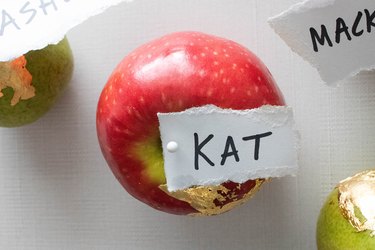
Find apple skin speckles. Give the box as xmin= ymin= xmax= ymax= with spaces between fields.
xmin=96 ymin=31 xmax=285 ymax=215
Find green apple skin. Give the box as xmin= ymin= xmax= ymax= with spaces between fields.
xmin=317 ymin=188 xmax=375 ymax=250
xmin=0 ymin=38 xmax=73 ymax=127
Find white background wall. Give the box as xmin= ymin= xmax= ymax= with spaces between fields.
xmin=1 ymin=0 xmax=375 ymax=249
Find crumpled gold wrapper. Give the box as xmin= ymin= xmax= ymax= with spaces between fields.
xmin=338 ymin=170 xmax=375 ymax=235
xmin=160 ymin=179 xmax=265 ymax=216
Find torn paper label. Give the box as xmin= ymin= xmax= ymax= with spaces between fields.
xmin=269 ymin=0 xmax=375 ymax=85
xmin=0 ymin=0 xmax=133 ymax=62
xmin=158 ymin=105 xmax=299 ymax=192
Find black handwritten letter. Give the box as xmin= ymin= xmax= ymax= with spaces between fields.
xmin=0 ymin=10 xmax=20 ymax=36
xmin=243 ymin=132 xmax=272 ymax=161
xmin=20 ymin=2 xmax=37 ymax=24
xmin=220 ymin=136 xmax=240 ymax=166
xmin=365 ymin=9 xmax=375 ymax=33
xmin=352 ymin=11 xmax=364 ymax=37
xmin=194 ymin=133 xmax=214 ymax=170
xmin=310 ymin=25 xmax=333 ymax=52
xmin=335 ymin=17 xmax=352 ymax=44
xmin=39 ymin=0 xmax=58 ymax=15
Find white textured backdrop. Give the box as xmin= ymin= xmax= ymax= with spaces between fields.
xmin=1 ymin=0 xmax=375 ymax=249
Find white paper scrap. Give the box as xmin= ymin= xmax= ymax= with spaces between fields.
xmin=269 ymin=0 xmax=375 ymax=85
xmin=158 ymin=105 xmax=299 ymax=192
xmin=0 ymin=0 xmax=133 ymax=62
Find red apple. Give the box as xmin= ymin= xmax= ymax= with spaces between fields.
xmin=97 ymin=31 xmax=285 ymax=215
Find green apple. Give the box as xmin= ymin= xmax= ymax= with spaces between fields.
xmin=0 ymin=38 xmax=73 ymax=127
xmin=317 ymin=170 xmax=375 ymax=250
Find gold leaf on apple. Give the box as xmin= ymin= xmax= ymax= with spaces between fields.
xmin=0 ymin=56 xmax=35 ymax=106
xmin=160 ymin=179 xmax=265 ymax=216
xmin=338 ymin=170 xmax=375 ymax=235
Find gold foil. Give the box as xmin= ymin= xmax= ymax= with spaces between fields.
xmin=338 ymin=170 xmax=375 ymax=235
xmin=0 ymin=56 xmax=34 ymax=106
xmin=160 ymin=179 xmax=265 ymax=216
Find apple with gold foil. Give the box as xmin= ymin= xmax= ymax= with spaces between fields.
xmin=317 ymin=170 xmax=375 ymax=249
xmin=0 ymin=38 xmax=73 ymax=127
xmin=96 ymin=32 xmax=285 ymax=215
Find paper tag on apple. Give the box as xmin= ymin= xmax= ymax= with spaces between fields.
xmin=158 ymin=105 xmax=299 ymax=192
xmin=269 ymin=0 xmax=375 ymax=85
xmin=0 ymin=0 xmax=133 ymax=61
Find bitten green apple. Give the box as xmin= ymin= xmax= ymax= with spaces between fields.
xmin=97 ymin=32 xmax=285 ymax=215
xmin=317 ymin=170 xmax=375 ymax=250
xmin=0 ymin=38 xmax=73 ymax=127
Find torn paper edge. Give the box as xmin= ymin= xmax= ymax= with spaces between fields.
xmin=167 ymin=166 xmax=298 ymax=192
xmin=0 ymin=0 xmax=133 ymax=62
xmin=267 ymin=0 xmax=374 ymax=85
xmin=159 ymin=105 xmax=296 ymax=128
xmin=271 ymin=0 xmax=336 ymax=20
xmin=158 ymin=105 xmax=300 ymax=192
